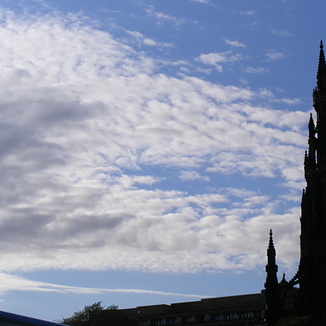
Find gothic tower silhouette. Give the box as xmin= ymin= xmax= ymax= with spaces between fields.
xmin=265 ymin=41 xmax=326 ymax=324
xmin=298 ymin=40 xmax=326 ymax=321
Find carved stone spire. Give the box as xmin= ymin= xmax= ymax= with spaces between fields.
xmin=313 ymin=41 xmax=326 ymax=169
xmin=267 ymin=229 xmax=277 ymax=267
xmin=317 ymin=41 xmax=326 ymax=92
xmin=265 ymin=229 xmax=281 ymax=326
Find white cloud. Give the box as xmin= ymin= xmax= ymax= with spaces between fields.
xmin=273 ymin=98 xmax=301 ymax=105
xmin=265 ymin=50 xmax=286 ymax=61
xmin=245 ymin=66 xmax=270 ymax=74
xmin=179 ymin=170 xmax=210 ymax=182
xmin=0 ymin=9 xmax=307 ymax=276
xmin=259 ymin=89 xmax=301 ymax=105
xmin=145 ymin=6 xmax=189 ymax=26
xmin=190 ymin=0 xmax=211 ymax=4
xmin=240 ymin=11 xmax=255 ymax=16
xmin=259 ymin=88 xmax=275 ymax=97
xmin=126 ymin=30 xmax=174 ymax=48
xmin=0 ymin=273 xmax=205 ymax=298
xmin=225 ymin=39 xmax=246 ymax=48
xmin=271 ymin=29 xmax=292 ymax=37
xmin=196 ymin=51 xmax=243 ymax=72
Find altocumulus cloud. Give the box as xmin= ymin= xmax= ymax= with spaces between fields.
xmin=0 ymin=9 xmax=307 ymax=278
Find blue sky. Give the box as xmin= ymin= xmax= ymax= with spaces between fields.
xmin=0 ymin=0 xmax=324 ymax=322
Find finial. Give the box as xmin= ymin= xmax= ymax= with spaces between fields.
xmin=269 ymin=229 xmax=274 ymax=248
xmin=319 ymin=41 xmax=325 ymax=61
xmin=317 ymin=41 xmax=326 ymax=91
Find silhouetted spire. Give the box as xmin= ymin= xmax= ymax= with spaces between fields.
xmin=313 ymin=41 xmax=326 ymax=169
xmin=317 ymin=41 xmax=326 ymax=93
xmin=267 ymin=229 xmax=276 ymax=266
xmin=268 ymin=229 xmax=274 ymax=248
xmin=265 ymin=229 xmax=281 ymax=326
xmin=265 ymin=229 xmax=278 ymax=281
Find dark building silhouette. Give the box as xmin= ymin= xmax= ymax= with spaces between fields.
xmin=123 ymin=294 xmax=266 ymax=326
xmin=264 ymin=41 xmax=326 ymax=324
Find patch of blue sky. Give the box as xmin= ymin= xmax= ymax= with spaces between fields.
xmin=9 ymin=268 xmax=267 ymax=316
xmin=118 ymin=163 xmax=301 ymax=217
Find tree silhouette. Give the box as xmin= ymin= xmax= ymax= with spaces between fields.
xmin=61 ymin=302 xmax=140 ymax=326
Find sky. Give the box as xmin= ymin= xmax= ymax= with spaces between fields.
xmin=0 ymin=0 xmax=324 ymax=322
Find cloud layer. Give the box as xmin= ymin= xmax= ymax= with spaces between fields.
xmin=0 ymin=8 xmax=308 ymax=277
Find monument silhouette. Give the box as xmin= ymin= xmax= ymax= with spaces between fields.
xmin=265 ymin=41 xmax=326 ymax=325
